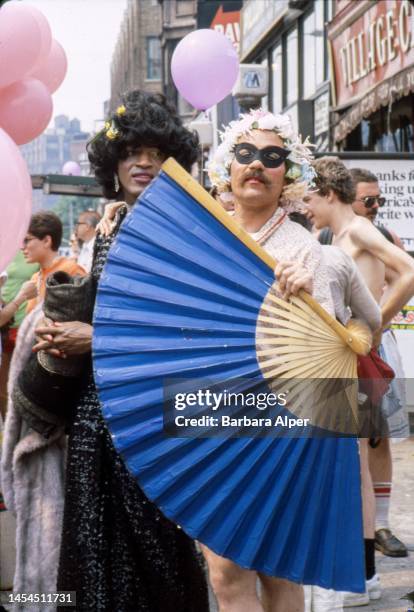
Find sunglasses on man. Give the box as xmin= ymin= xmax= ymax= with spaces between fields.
xmin=234 ymin=143 xmax=290 ymax=168
xmin=357 ymin=195 xmax=386 ymax=209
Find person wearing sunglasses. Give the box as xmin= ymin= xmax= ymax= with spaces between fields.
xmin=350 ymin=167 xmax=404 ymax=246
xmin=353 ymin=192 xmax=386 ymax=221
xmin=354 ymin=194 xmax=386 ymax=213
xmin=350 ymin=168 xmax=386 ymax=222
xmin=349 ymin=167 xmax=409 ymax=564
xmin=205 ymin=110 xmax=371 ymax=612
xmin=305 ymin=157 xmax=414 ymax=606
xmin=318 ymin=169 xmax=401 ymax=249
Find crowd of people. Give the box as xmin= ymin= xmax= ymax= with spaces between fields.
xmin=0 ymin=89 xmax=412 ymax=612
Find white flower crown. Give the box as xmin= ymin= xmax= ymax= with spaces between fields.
xmin=207 ymin=109 xmax=316 ymax=212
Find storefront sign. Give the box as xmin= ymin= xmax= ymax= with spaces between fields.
xmin=392 ymin=299 xmax=414 ymax=403
xmin=329 ymin=0 xmax=414 ymax=108
xmin=197 ymin=1 xmax=241 ymax=51
xmin=233 ymin=64 xmax=268 ymax=97
xmin=314 ymin=91 xmax=330 ymax=137
xmin=333 ymin=63 xmax=414 ymax=140
xmin=240 ymin=0 xmax=288 ymax=59
xmin=392 ymin=304 xmax=414 ymax=330
xmin=342 ymin=158 xmax=414 ymax=251
xmin=334 ymin=0 xmax=353 ymax=17
xmin=211 ymin=5 xmax=240 ymax=52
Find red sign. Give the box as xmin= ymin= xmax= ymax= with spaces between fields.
xmin=329 ymin=0 xmax=414 ymax=107
xmin=211 ymin=5 xmax=240 ymax=52
xmin=334 ymin=0 xmax=353 ymax=17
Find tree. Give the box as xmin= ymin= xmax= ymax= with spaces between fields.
xmin=52 ymin=196 xmax=101 ymax=245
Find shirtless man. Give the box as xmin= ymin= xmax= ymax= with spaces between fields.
xmin=306 ymin=159 xmax=414 ymax=349
xmin=305 ymin=156 xmax=414 ymax=606
xmin=350 ymin=167 xmax=409 ymax=559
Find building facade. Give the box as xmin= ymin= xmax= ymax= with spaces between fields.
xmin=109 ymin=0 xmax=163 ymax=113
xmin=237 ymin=0 xmax=414 ymax=153
xmin=159 ymin=0 xmax=197 ymax=121
xmin=328 ymin=0 xmax=414 ymax=152
xmin=239 ymin=0 xmax=333 ymax=150
xmin=109 ymin=1 xmax=241 ymax=125
xmin=20 ymin=115 xmax=90 ymax=210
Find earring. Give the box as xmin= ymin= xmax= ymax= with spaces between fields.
xmin=114 ymin=173 xmax=120 ymax=192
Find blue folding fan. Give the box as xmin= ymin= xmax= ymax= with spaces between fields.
xmin=93 ymin=158 xmax=369 ymax=592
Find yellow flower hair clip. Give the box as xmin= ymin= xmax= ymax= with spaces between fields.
xmin=116 ymin=105 xmax=126 ymax=116
xmin=105 ymin=119 xmax=119 ymax=140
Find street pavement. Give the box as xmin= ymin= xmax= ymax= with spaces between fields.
xmin=209 ymin=438 xmax=414 ymax=612
xmin=348 ymin=437 xmax=414 ymax=612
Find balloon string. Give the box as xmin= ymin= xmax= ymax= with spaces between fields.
xmin=201 ymin=141 xmax=204 ymax=188
xmin=201 ymin=110 xmax=209 ymax=188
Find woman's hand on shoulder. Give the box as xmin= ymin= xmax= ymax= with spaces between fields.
xmin=96 ymin=201 xmax=126 ymax=237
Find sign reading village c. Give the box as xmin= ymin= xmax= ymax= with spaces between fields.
xmin=329 ymin=0 xmax=414 ymax=108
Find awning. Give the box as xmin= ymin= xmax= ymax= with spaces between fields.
xmin=333 ymin=64 xmax=414 ymax=142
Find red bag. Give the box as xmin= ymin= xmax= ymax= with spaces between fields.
xmin=357 ymin=348 xmax=395 ymax=405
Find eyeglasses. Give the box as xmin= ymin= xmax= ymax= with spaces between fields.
xmin=75 ymin=222 xmax=88 ymax=227
xmin=357 ymin=195 xmax=386 ymax=209
xmin=234 ymin=143 xmax=290 ymax=168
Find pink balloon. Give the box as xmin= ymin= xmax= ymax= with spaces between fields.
xmin=0 ymin=128 xmax=32 ymax=272
xmin=0 ymin=78 xmax=53 ymax=145
xmin=29 ymin=39 xmax=68 ymax=94
xmin=63 ymin=161 xmax=81 ymax=176
xmin=25 ymin=5 xmax=52 ymax=72
xmin=0 ymin=2 xmax=43 ymax=88
xmin=171 ymin=29 xmax=239 ymax=110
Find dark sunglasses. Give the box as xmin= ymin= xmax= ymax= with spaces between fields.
xmin=234 ymin=143 xmax=290 ymax=168
xmin=358 ymin=195 xmax=386 ymax=209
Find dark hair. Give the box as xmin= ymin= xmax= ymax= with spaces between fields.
xmin=349 ymin=167 xmax=378 ymax=186
xmin=28 ymin=211 xmax=62 ymax=251
xmin=79 ymin=209 xmax=101 ymax=228
xmin=312 ymin=156 xmax=356 ymax=204
xmin=87 ymin=90 xmax=200 ymax=199
xmin=288 ymin=212 xmax=312 ymax=231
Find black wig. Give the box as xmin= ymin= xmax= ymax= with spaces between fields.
xmin=87 ymin=90 xmax=199 ymax=199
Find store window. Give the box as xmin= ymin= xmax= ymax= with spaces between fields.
xmin=315 ymin=0 xmax=324 ymax=85
xmin=285 ymin=104 xmax=298 ymax=134
xmin=146 ymin=37 xmax=161 ymax=80
xmin=302 ymin=0 xmax=325 ymax=99
xmin=285 ymin=28 xmax=298 ymax=106
xmin=272 ymin=42 xmax=282 ymax=113
xmin=261 ymin=56 xmax=269 ymax=110
xmin=302 ymin=12 xmax=315 ymax=99
xmin=325 ymin=0 xmax=333 ymax=26
xmin=344 ymin=96 xmax=414 ymax=152
xmin=176 ymin=0 xmax=194 ymax=16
